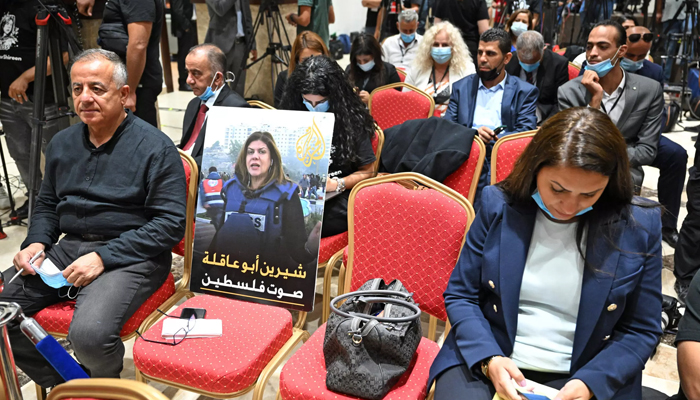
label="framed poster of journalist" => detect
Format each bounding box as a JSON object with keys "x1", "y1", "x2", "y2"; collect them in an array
[{"x1": 190, "y1": 107, "x2": 334, "y2": 312}]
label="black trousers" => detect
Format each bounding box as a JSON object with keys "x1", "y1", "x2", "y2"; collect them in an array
[
  {"x1": 0, "y1": 235, "x2": 170, "y2": 387},
  {"x1": 321, "y1": 191, "x2": 349, "y2": 238},
  {"x1": 651, "y1": 136, "x2": 688, "y2": 232},
  {"x1": 434, "y1": 364, "x2": 570, "y2": 400},
  {"x1": 675, "y1": 152, "x2": 700, "y2": 284},
  {"x1": 177, "y1": 28, "x2": 199, "y2": 88},
  {"x1": 135, "y1": 86, "x2": 161, "y2": 128}
]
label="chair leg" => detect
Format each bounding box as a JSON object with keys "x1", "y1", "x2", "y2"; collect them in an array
[
  {"x1": 251, "y1": 329, "x2": 309, "y2": 400},
  {"x1": 135, "y1": 368, "x2": 147, "y2": 383},
  {"x1": 35, "y1": 383, "x2": 47, "y2": 400},
  {"x1": 322, "y1": 250, "x2": 344, "y2": 324},
  {"x1": 276, "y1": 389, "x2": 283, "y2": 400}
]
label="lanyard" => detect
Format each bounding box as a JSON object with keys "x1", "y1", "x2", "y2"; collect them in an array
[
  {"x1": 600, "y1": 84, "x2": 626, "y2": 116},
  {"x1": 399, "y1": 38, "x2": 416, "y2": 61},
  {"x1": 431, "y1": 65, "x2": 450, "y2": 94}
]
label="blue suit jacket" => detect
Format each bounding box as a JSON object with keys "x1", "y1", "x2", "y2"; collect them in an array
[
  {"x1": 429, "y1": 185, "x2": 663, "y2": 400},
  {"x1": 444, "y1": 74, "x2": 539, "y2": 137},
  {"x1": 580, "y1": 60, "x2": 664, "y2": 86}
]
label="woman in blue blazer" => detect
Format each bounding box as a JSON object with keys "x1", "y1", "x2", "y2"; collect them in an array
[{"x1": 429, "y1": 107, "x2": 663, "y2": 400}]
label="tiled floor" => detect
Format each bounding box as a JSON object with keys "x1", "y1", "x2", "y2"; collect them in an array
[{"x1": 0, "y1": 63, "x2": 696, "y2": 397}]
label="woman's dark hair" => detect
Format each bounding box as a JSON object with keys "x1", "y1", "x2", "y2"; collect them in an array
[
  {"x1": 500, "y1": 107, "x2": 639, "y2": 267},
  {"x1": 279, "y1": 55, "x2": 375, "y2": 167},
  {"x1": 614, "y1": 13, "x2": 639, "y2": 27},
  {"x1": 234, "y1": 131, "x2": 290, "y2": 189},
  {"x1": 347, "y1": 34, "x2": 385, "y2": 90}
]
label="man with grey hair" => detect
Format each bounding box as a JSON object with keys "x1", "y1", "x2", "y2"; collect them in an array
[
  {"x1": 180, "y1": 43, "x2": 249, "y2": 167},
  {"x1": 0, "y1": 49, "x2": 186, "y2": 388},
  {"x1": 381, "y1": 8, "x2": 422, "y2": 70},
  {"x1": 506, "y1": 30, "x2": 569, "y2": 123}
]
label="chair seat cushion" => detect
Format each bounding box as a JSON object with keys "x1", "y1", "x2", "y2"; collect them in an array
[
  {"x1": 319, "y1": 232, "x2": 348, "y2": 265},
  {"x1": 280, "y1": 323, "x2": 439, "y2": 400},
  {"x1": 133, "y1": 295, "x2": 293, "y2": 394},
  {"x1": 34, "y1": 273, "x2": 176, "y2": 337}
]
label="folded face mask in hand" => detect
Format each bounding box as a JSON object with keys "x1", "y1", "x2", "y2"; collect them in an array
[{"x1": 33, "y1": 258, "x2": 71, "y2": 288}]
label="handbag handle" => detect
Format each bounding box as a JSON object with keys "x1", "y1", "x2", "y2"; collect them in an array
[{"x1": 330, "y1": 291, "x2": 421, "y2": 323}]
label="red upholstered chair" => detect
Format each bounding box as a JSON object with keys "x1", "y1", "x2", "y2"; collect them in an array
[
  {"x1": 278, "y1": 172, "x2": 475, "y2": 400},
  {"x1": 320, "y1": 127, "x2": 385, "y2": 323},
  {"x1": 33, "y1": 150, "x2": 198, "y2": 399},
  {"x1": 568, "y1": 62, "x2": 581, "y2": 80},
  {"x1": 47, "y1": 379, "x2": 169, "y2": 400},
  {"x1": 490, "y1": 130, "x2": 537, "y2": 184},
  {"x1": 247, "y1": 100, "x2": 275, "y2": 109},
  {"x1": 444, "y1": 136, "x2": 486, "y2": 204},
  {"x1": 369, "y1": 83, "x2": 435, "y2": 131},
  {"x1": 397, "y1": 68, "x2": 407, "y2": 82}
]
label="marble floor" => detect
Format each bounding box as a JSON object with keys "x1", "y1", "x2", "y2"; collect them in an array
[{"x1": 0, "y1": 63, "x2": 696, "y2": 398}]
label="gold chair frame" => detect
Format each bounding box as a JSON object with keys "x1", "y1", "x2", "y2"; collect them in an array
[
  {"x1": 47, "y1": 379, "x2": 169, "y2": 400},
  {"x1": 247, "y1": 100, "x2": 276, "y2": 109}
]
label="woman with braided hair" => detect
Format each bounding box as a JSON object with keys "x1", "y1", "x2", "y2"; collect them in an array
[{"x1": 280, "y1": 55, "x2": 376, "y2": 237}]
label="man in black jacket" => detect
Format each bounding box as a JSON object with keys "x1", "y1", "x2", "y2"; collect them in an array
[
  {"x1": 506, "y1": 30, "x2": 569, "y2": 124},
  {"x1": 171, "y1": 0, "x2": 199, "y2": 91},
  {"x1": 179, "y1": 44, "x2": 250, "y2": 167}
]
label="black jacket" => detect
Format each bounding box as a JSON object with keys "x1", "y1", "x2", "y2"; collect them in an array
[
  {"x1": 506, "y1": 49, "x2": 569, "y2": 123},
  {"x1": 345, "y1": 62, "x2": 402, "y2": 94},
  {"x1": 179, "y1": 84, "x2": 250, "y2": 167},
  {"x1": 380, "y1": 117, "x2": 476, "y2": 182},
  {"x1": 170, "y1": 0, "x2": 194, "y2": 37}
]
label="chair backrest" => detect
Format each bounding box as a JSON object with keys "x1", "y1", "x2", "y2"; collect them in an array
[
  {"x1": 173, "y1": 150, "x2": 199, "y2": 291},
  {"x1": 47, "y1": 379, "x2": 169, "y2": 400},
  {"x1": 370, "y1": 127, "x2": 385, "y2": 175},
  {"x1": 368, "y1": 83, "x2": 435, "y2": 131},
  {"x1": 345, "y1": 173, "x2": 474, "y2": 323},
  {"x1": 443, "y1": 136, "x2": 486, "y2": 204},
  {"x1": 247, "y1": 100, "x2": 275, "y2": 109},
  {"x1": 396, "y1": 68, "x2": 407, "y2": 82},
  {"x1": 490, "y1": 130, "x2": 537, "y2": 184},
  {"x1": 568, "y1": 62, "x2": 580, "y2": 80}
]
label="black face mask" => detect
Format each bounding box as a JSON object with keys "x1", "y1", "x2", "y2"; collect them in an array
[{"x1": 477, "y1": 60, "x2": 504, "y2": 82}]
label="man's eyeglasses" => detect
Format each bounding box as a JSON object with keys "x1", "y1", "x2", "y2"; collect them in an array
[
  {"x1": 628, "y1": 33, "x2": 654, "y2": 43},
  {"x1": 135, "y1": 310, "x2": 197, "y2": 346}
]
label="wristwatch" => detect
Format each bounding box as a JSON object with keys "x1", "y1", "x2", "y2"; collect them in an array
[
  {"x1": 481, "y1": 355, "x2": 501, "y2": 379},
  {"x1": 333, "y1": 177, "x2": 346, "y2": 193}
]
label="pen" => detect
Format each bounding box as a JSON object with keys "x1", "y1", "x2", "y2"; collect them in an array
[{"x1": 7, "y1": 250, "x2": 44, "y2": 286}]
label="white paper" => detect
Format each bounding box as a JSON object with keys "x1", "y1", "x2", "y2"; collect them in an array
[{"x1": 161, "y1": 318, "x2": 222, "y2": 339}]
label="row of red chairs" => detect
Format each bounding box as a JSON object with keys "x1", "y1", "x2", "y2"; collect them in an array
[{"x1": 31, "y1": 100, "x2": 537, "y2": 400}]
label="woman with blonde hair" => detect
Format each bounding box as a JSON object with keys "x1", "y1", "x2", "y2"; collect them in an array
[
  {"x1": 405, "y1": 21, "x2": 476, "y2": 117},
  {"x1": 274, "y1": 31, "x2": 329, "y2": 107}
]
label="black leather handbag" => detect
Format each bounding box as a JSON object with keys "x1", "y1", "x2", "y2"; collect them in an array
[{"x1": 324, "y1": 279, "x2": 422, "y2": 400}]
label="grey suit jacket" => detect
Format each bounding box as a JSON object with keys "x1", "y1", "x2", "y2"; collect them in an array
[
  {"x1": 557, "y1": 72, "x2": 664, "y2": 187},
  {"x1": 204, "y1": 0, "x2": 255, "y2": 55}
]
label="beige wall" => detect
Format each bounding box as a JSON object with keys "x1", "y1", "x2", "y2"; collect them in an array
[{"x1": 194, "y1": 3, "x2": 297, "y2": 104}]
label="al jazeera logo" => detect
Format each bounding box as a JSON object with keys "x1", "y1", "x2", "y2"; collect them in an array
[{"x1": 296, "y1": 118, "x2": 325, "y2": 167}]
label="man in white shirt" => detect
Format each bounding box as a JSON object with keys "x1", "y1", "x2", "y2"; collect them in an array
[
  {"x1": 381, "y1": 9, "x2": 422, "y2": 70},
  {"x1": 558, "y1": 20, "x2": 664, "y2": 191}
]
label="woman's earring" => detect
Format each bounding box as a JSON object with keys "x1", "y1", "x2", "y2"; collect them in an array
[{"x1": 270, "y1": 159, "x2": 274, "y2": 166}]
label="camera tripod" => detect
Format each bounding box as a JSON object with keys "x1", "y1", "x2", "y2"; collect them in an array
[
  {"x1": 22, "y1": 2, "x2": 80, "y2": 226},
  {"x1": 661, "y1": 0, "x2": 700, "y2": 122},
  {"x1": 243, "y1": 0, "x2": 292, "y2": 96},
  {"x1": 577, "y1": 0, "x2": 613, "y2": 44}
]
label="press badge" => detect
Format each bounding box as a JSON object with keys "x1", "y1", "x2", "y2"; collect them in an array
[{"x1": 225, "y1": 211, "x2": 266, "y2": 232}]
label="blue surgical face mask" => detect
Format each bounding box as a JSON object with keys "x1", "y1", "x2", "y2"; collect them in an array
[
  {"x1": 198, "y1": 72, "x2": 221, "y2": 102},
  {"x1": 519, "y1": 60, "x2": 540, "y2": 72},
  {"x1": 584, "y1": 47, "x2": 621, "y2": 77},
  {"x1": 531, "y1": 190, "x2": 593, "y2": 220},
  {"x1": 33, "y1": 263, "x2": 72, "y2": 289},
  {"x1": 431, "y1": 47, "x2": 452, "y2": 64},
  {"x1": 358, "y1": 59, "x2": 375, "y2": 72},
  {"x1": 302, "y1": 96, "x2": 330, "y2": 112},
  {"x1": 620, "y1": 57, "x2": 644, "y2": 72},
  {"x1": 511, "y1": 21, "x2": 528, "y2": 37},
  {"x1": 400, "y1": 32, "x2": 416, "y2": 43}
]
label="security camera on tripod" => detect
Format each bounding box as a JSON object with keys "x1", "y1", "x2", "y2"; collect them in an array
[
  {"x1": 241, "y1": 0, "x2": 292, "y2": 96},
  {"x1": 1, "y1": 0, "x2": 81, "y2": 229},
  {"x1": 660, "y1": 0, "x2": 700, "y2": 122}
]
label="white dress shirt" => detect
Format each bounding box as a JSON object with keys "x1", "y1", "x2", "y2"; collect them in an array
[
  {"x1": 600, "y1": 70, "x2": 626, "y2": 125},
  {"x1": 382, "y1": 34, "x2": 422, "y2": 70}
]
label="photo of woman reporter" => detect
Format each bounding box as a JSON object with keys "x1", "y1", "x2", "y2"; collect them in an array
[
  {"x1": 209, "y1": 131, "x2": 321, "y2": 273},
  {"x1": 192, "y1": 131, "x2": 323, "y2": 309}
]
